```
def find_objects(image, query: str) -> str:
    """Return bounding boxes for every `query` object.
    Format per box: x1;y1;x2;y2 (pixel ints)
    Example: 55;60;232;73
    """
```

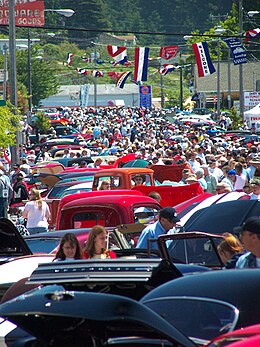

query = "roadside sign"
244;91;260;107
139;85;152;108
0;0;45;27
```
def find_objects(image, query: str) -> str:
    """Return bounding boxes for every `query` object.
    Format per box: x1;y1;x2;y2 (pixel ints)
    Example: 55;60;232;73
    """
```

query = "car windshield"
60;187;92;198
25;238;61;254
142;297;239;342
163;235;223;267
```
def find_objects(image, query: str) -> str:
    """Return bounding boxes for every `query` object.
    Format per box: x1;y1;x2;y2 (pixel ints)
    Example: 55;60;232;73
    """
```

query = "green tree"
0;103;21;148
16;47;60;107
229;106;242;129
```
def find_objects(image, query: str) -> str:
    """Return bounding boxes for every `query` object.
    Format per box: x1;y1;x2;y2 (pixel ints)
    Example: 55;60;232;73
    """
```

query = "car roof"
141;269;260;328
183;200;260;234
24;228;92;239
61;193;160;210
94;168;154;176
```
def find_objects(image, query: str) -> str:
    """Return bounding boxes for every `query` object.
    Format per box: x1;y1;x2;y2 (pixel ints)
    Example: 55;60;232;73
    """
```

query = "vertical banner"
139;85;152;108
223;38;247;65
80;84;90;107
133;47;149;83
0;0;45;26
192;42;216;77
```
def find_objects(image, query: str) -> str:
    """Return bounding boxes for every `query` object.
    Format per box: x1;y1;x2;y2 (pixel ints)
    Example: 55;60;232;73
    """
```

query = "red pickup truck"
55;190;161;230
92;167;203;207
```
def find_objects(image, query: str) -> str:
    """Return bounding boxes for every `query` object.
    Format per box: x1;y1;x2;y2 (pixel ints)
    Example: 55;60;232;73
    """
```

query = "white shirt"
23;200;50;229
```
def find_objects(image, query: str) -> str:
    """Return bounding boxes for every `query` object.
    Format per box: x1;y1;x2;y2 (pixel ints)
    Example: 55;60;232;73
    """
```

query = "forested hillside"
45;0;256;44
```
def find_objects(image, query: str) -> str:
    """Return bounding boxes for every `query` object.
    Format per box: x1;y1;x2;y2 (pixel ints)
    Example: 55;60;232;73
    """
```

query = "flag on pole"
160;46;179;60
4;146;11;163
223;38;247;65
116;71;131;89
133;47;149;83
66;53;74;66
107;45;128;65
76;68;88;75
245;28;260;43
158;64;176;75
192;42;216;77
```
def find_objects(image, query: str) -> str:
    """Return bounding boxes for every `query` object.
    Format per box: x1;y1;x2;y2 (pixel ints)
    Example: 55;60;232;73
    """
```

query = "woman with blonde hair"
98;180;110;190
22;188;51;234
83;225;116;259
217;232;244;268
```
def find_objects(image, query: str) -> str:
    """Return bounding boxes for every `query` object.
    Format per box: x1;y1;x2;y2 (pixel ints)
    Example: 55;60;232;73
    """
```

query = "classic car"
92;168;156;190
206;324;260;347
55;191;161;230
24;226;129;255
140;269;260;340
92;167;204;207
1;269;258;346
182;200;260;234
176;192;250;224
0;230;230;347
0;218;54;300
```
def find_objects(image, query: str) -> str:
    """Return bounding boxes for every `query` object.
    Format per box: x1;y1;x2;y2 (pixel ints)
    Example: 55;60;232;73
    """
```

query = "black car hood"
0;286;195;347
183;200;260;234
0;218;32;264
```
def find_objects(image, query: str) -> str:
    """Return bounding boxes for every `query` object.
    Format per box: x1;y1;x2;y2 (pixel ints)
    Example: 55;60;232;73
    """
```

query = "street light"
247;11;259;17
214;25;226;118
27;9;74;116
44;9;75;18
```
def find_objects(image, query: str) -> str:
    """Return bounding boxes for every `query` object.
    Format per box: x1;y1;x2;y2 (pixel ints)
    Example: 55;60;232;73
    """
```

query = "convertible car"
1;270;259;346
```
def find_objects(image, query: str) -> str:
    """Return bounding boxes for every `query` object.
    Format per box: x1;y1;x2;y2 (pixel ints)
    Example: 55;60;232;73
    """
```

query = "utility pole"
3;44;7;101
239;0;244;121
179;50;183;110
27;28;32;123
93;42;97;108
9;0;19;166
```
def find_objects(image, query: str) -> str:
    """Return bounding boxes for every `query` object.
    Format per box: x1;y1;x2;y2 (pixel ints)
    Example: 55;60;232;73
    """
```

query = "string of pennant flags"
66;29;260;89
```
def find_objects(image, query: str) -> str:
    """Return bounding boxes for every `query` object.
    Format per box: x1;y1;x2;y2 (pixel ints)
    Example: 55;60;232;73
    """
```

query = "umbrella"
123;159;149;168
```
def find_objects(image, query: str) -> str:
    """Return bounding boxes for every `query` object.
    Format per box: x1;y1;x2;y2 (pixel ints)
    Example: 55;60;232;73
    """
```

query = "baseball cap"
228;169;236;176
236;217;260;235
159;207;180;223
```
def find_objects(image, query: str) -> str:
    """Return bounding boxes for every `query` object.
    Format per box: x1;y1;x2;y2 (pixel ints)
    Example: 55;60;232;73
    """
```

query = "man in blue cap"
136;206;180;250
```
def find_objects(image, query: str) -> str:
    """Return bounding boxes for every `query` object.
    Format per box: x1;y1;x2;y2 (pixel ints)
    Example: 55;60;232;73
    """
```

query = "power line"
0;24;247;39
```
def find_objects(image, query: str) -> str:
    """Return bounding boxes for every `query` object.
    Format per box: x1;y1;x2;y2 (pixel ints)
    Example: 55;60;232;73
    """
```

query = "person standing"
10;172;29;205
0;169;12;218
249;178;260;200
201;165;218;194
222;170;236;192
22;188;51;234
136;207;180;250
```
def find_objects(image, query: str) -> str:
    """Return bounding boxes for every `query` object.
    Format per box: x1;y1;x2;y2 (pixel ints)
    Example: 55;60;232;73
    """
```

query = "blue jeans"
0;197;6;218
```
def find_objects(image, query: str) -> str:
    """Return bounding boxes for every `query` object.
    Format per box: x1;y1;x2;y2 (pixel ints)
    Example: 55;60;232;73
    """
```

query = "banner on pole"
223;38;247;65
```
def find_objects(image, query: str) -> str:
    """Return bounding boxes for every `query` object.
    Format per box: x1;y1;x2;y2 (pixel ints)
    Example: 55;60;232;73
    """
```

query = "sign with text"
244;91;260;107
0;0;44;27
139;85;152;109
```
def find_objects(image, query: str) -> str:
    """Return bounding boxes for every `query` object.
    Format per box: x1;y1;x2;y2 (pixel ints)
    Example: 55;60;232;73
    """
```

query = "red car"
55;190;161;230
207;324;260;347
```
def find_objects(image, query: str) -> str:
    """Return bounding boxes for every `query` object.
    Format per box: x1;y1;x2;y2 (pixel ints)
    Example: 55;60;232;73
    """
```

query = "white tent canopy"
244;103;260;126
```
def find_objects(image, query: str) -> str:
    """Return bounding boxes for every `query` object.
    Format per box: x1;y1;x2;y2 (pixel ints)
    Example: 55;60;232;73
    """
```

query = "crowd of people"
0;105;259;268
